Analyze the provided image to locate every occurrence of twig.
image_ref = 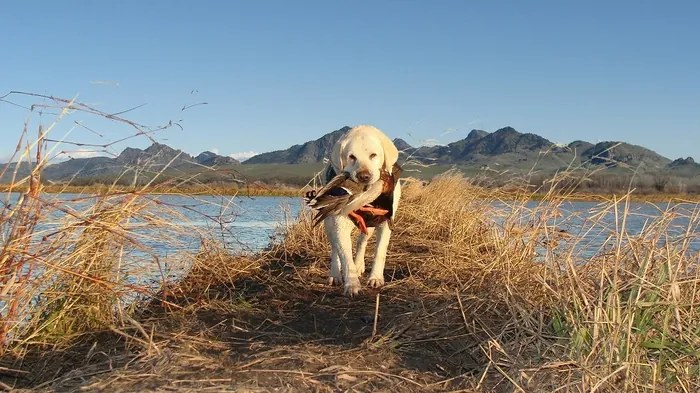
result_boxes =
[455,290,470,335]
[372,293,380,337]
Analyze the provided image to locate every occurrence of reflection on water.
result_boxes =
[151,194,303,253]
[493,200,700,259]
[3,192,699,265]
[2,192,303,254]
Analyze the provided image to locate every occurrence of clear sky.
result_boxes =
[1,1,698,162]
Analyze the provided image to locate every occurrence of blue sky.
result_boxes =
[1,1,698,162]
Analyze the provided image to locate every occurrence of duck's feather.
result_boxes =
[305,172,351,205]
[305,164,402,229]
[305,170,382,226]
[349,163,402,229]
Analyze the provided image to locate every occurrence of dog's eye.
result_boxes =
[369,153,377,159]
[349,154,356,161]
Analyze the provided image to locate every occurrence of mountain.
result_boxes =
[391,127,680,174]
[1,143,240,184]
[667,157,700,177]
[442,127,554,162]
[195,151,240,166]
[669,157,697,167]
[115,142,191,166]
[2,126,697,186]
[243,125,687,174]
[392,138,414,151]
[567,140,594,154]
[390,127,571,170]
[580,141,670,169]
[244,126,351,164]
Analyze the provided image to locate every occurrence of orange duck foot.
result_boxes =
[357,206,390,216]
[348,211,369,234]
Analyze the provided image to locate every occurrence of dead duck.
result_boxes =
[304,164,401,234]
[350,164,402,231]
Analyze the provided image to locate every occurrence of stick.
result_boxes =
[372,293,380,337]
[456,290,470,335]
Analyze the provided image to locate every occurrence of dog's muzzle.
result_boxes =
[356,169,371,184]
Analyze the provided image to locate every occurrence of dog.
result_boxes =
[323,125,401,296]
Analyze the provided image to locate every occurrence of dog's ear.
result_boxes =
[330,136,348,172]
[377,132,399,172]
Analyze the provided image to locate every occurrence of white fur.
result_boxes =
[331,125,399,185]
[324,125,401,296]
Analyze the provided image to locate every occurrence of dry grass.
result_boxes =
[1,93,699,392]
[2,168,697,392]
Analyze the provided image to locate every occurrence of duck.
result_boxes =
[304,164,401,234]
[351,164,402,231]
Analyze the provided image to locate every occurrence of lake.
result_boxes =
[3,192,699,265]
[494,199,700,259]
[2,193,302,253]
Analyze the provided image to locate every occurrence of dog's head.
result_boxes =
[331,125,399,185]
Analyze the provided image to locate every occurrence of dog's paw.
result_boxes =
[344,277,362,296]
[367,276,385,288]
[327,275,343,286]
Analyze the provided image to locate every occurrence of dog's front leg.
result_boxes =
[325,215,362,296]
[324,218,343,286]
[354,226,375,276]
[327,249,342,286]
[368,221,391,288]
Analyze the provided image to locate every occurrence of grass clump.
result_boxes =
[553,198,700,391]
[0,93,238,357]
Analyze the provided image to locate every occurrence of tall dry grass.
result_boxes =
[264,170,700,391]
[0,92,241,358]
[435,175,699,391]
[1,93,698,391]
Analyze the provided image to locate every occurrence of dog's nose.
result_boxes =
[357,170,371,183]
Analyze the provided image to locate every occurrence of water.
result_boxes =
[493,200,700,259]
[2,192,302,252]
[1,193,304,302]
[3,192,699,265]
[2,191,699,314]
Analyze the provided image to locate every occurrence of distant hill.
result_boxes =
[243,125,697,179]
[667,157,700,178]
[1,144,240,184]
[392,138,414,152]
[244,126,351,164]
[580,141,670,169]
[2,125,698,187]
[194,151,240,166]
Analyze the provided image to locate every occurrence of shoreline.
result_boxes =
[3,183,700,203]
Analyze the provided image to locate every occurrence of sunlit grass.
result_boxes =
[1,93,699,391]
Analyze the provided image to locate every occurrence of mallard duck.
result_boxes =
[350,164,402,231]
[304,164,401,234]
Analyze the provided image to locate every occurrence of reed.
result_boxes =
[0,93,241,355]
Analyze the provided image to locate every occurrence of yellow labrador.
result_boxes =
[324,125,401,296]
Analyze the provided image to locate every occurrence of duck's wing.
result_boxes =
[305,171,387,226]
[309,181,379,226]
[339,177,385,215]
[304,172,350,207]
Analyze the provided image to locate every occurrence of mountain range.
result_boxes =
[243,126,690,174]
[1,126,698,185]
